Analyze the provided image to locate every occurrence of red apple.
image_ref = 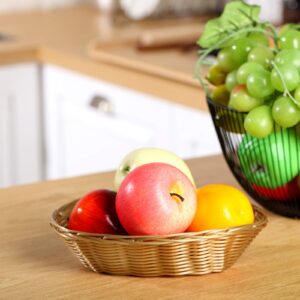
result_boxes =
[68,189,126,234]
[252,176,300,201]
[116,162,197,236]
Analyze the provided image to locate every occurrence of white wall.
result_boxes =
[245,0,284,25]
[0,0,87,12]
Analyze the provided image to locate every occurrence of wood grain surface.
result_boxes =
[1,155,299,299]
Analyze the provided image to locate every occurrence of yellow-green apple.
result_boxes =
[114,148,195,190]
[116,162,197,236]
[68,190,126,234]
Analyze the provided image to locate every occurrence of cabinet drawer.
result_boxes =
[43,64,170,130]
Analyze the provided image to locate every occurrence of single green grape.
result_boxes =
[248,46,274,69]
[236,62,265,84]
[275,49,300,71]
[229,85,264,112]
[229,37,254,66]
[206,64,227,86]
[272,96,300,127]
[247,70,274,98]
[294,85,300,105]
[217,48,240,72]
[247,32,269,47]
[225,70,238,91]
[278,29,300,50]
[271,65,300,92]
[211,85,230,106]
[244,105,274,138]
[218,38,253,73]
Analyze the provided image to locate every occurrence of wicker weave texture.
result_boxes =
[50,200,267,277]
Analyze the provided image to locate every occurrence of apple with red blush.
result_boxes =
[116,162,197,236]
[68,189,126,234]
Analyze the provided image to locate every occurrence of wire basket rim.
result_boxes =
[206,96,248,115]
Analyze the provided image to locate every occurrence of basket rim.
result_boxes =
[50,199,268,242]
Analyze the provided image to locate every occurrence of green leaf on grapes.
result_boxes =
[198,1,261,48]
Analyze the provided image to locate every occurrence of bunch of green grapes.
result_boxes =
[207,25,300,138]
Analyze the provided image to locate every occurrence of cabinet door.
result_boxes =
[0,89,13,186]
[0,64,42,188]
[43,64,171,179]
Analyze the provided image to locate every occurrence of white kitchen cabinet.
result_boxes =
[170,103,221,159]
[0,63,42,188]
[42,64,221,180]
[42,64,172,179]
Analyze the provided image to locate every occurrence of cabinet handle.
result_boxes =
[89,95,114,115]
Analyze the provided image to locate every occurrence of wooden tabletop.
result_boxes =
[1,155,299,299]
[0,5,205,110]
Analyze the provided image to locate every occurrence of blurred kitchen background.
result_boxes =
[0,0,299,22]
[0,0,299,188]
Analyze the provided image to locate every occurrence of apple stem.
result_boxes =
[170,192,184,202]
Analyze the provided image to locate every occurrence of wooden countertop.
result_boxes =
[1,155,299,299]
[0,5,206,110]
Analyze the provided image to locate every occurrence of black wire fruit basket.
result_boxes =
[207,97,300,218]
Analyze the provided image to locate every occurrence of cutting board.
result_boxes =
[87,19,207,86]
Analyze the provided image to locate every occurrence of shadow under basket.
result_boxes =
[207,97,300,218]
[50,200,267,277]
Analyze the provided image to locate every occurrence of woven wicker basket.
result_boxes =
[50,200,267,277]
